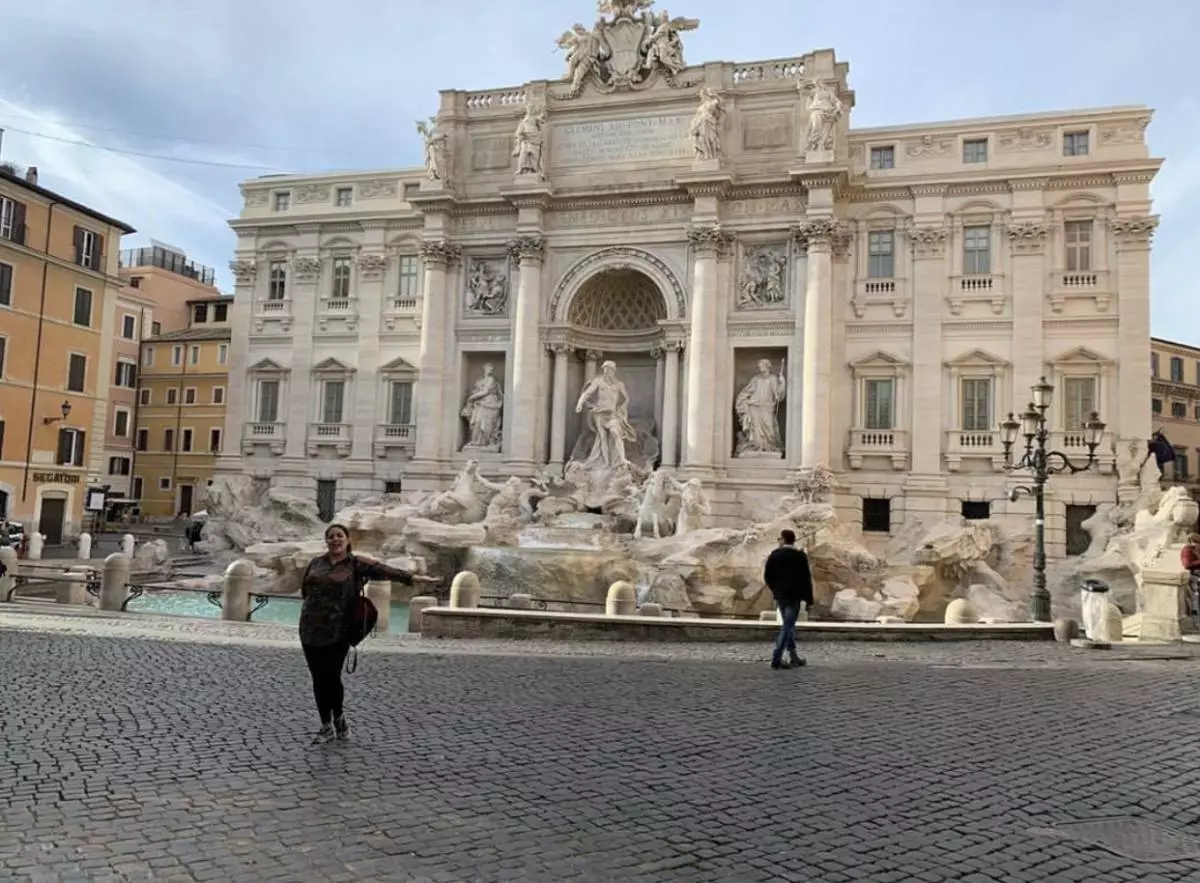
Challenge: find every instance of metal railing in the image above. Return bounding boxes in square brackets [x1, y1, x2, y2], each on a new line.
[119, 246, 216, 285]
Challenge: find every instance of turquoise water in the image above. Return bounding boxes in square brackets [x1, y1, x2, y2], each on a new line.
[129, 591, 412, 633]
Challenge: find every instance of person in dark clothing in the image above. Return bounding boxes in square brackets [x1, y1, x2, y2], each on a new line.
[762, 529, 814, 670]
[299, 523, 438, 744]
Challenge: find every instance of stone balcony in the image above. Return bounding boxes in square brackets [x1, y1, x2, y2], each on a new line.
[306, 423, 352, 457]
[241, 421, 284, 455]
[383, 295, 420, 331]
[372, 423, 416, 458]
[253, 298, 293, 333]
[947, 274, 1006, 316]
[846, 428, 909, 471]
[944, 430, 1007, 473]
[316, 295, 359, 333]
[850, 277, 908, 319]
[1048, 269, 1111, 313]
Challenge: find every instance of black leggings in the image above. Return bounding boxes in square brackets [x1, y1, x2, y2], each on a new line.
[301, 641, 350, 724]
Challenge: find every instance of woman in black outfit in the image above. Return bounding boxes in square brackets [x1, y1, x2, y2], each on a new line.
[299, 523, 438, 743]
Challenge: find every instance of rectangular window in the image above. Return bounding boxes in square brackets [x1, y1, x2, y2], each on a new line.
[0, 336, 6, 376]
[335, 187, 353, 207]
[131, 476, 143, 499]
[181, 429, 193, 452]
[193, 303, 207, 324]
[166, 388, 178, 405]
[74, 226, 102, 270]
[108, 456, 131, 476]
[1151, 352, 1159, 377]
[962, 226, 991, 275]
[867, 231, 894, 278]
[268, 261, 287, 300]
[1176, 449, 1190, 481]
[862, 498, 891, 533]
[1172, 402, 1186, 418]
[1063, 131, 1089, 157]
[322, 380, 345, 424]
[273, 191, 290, 211]
[397, 256, 420, 297]
[138, 388, 150, 406]
[113, 409, 130, 437]
[209, 428, 222, 452]
[73, 287, 93, 326]
[257, 380, 280, 423]
[189, 345, 200, 366]
[862, 379, 894, 430]
[0, 261, 11, 306]
[1170, 356, 1184, 382]
[56, 428, 85, 467]
[158, 477, 171, 491]
[1152, 398, 1162, 414]
[163, 428, 174, 451]
[67, 353, 87, 392]
[1064, 220, 1092, 272]
[213, 303, 228, 322]
[869, 146, 894, 170]
[960, 378, 992, 431]
[143, 346, 154, 367]
[962, 139, 988, 164]
[114, 361, 136, 388]
[171, 345, 182, 367]
[389, 381, 413, 425]
[151, 321, 161, 335]
[0, 419, 4, 461]
[1062, 377, 1097, 429]
[212, 386, 226, 404]
[135, 428, 148, 451]
[1196, 361, 1200, 385]
[184, 387, 197, 405]
[121, 314, 136, 339]
[961, 501, 991, 520]
[0, 195, 26, 243]
[384, 481, 404, 495]
[331, 257, 352, 299]
[218, 344, 228, 365]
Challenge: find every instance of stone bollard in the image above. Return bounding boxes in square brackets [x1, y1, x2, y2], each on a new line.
[507, 593, 534, 609]
[365, 579, 391, 634]
[1053, 618, 1080, 643]
[944, 599, 976, 625]
[99, 553, 132, 611]
[55, 572, 89, 606]
[605, 580, 636, 616]
[408, 596, 438, 633]
[759, 609, 782, 623]
[120, 534, 135, 557]
[449, 571, 481, 609]
[78, 532, 92, 560]
[221, 559, 255, 622]
[638, 602, 662, 617]
[0, 547, 18, 601]
[28, 533, 44, 561]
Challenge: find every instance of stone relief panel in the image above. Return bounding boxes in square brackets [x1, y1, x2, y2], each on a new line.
[997, 127, 1052, 152]
[736, 244, 789, 310]
[731, 347, 788, 459]
[905, 135, 953, 159]
[294, 184, 331, 205]
[471, 136, 512, 172]
[464, 257, 511, 317]
[741, 113, 793, 152]
[460, 354, 506, 453]
[1100, 117, 1150, 145]
[359, 178, 399, 200]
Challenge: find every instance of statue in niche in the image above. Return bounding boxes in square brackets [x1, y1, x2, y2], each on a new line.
[689, 87, 724, 161]
[460, 363, 504, 452]
[738, 246, 788, 308]
[574, 360, 637, 468]
[734, 358, 787, 456]
[465, 260, 509, 315]
[513, 103, 547, 177]
[800, 79, 843, 152]
[416, 117, 448, 182]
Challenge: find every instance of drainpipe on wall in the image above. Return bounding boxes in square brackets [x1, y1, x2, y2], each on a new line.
[170, 346, 188, 516]
[21, 202, 58, 505]
[127, 305, 149, 503]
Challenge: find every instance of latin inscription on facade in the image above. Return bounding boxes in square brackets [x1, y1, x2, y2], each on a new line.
[551, 115, 691, 167]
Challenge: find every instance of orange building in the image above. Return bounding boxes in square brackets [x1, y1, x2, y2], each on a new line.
[0, 163, 135, 544]
[134, 297, 232, 517]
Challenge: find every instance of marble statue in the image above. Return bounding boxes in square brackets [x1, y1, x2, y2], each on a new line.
[574, 360, 637, 468]
[465, 259, 509, 315]
[416, 117, 448, 182]
[689, 88, 724, 160]
[416, 459, 505, 525]
[674, 478, 710, 536]
[460, 364, 504, 452]
[598, 0, 653, 15]
[801, 79, 843, 152]
[645, 10, 697, 77]
[738, 245, 788, 308]
[513, 103, 547, 177]
[633, 469, 673, 540]
[734, 359, 787, 456]
[556, 23, 605, 96]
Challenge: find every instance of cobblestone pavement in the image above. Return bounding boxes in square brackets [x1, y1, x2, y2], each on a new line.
[6, 614, 1200, 881]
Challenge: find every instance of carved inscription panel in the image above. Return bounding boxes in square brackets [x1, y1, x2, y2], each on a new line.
[471, 136, 511, 171]
[551, 115, 691, 167]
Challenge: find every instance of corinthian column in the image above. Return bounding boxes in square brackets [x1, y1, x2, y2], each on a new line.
[684, 225, 732, 472]
[794, 219, 847, 469]
[547, 343, 573, 473]
[661, 340, 683, 467]
[506, 236, 546, 471]
[413, 240, 460, 463]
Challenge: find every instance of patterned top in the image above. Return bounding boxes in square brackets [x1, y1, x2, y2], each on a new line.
[298, 555, 413, 647]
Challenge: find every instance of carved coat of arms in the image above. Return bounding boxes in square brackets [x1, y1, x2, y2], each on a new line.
[555, 0, 699, 98]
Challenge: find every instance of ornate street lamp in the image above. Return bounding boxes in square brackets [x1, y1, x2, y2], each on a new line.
[1000, 375, 1106, 623]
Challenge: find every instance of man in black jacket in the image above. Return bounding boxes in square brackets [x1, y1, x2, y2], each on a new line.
[763, 529, 814, 669]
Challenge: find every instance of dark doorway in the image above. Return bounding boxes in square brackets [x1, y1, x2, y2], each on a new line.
[316, 480, 337, 522]
[0, 489, 8, 519]
[38, 498, 66, 545]
[1065, 504, 1097, 556]
[178, 484, 194, 517]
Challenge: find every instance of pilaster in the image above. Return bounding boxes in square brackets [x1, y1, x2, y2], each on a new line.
[221, 251, 258, 476]
[1112, 215, 1157, 443]
[283, 226, 321, 461]
[347, 222, 389, 478]
[1006, 220, 1050, 411]
[906, 222, 950, 499]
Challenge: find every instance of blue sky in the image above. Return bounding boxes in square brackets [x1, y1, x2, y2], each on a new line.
[1, 0, 1195, 342]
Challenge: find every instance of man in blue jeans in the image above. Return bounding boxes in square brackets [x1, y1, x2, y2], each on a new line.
[763, 529, 814, 670]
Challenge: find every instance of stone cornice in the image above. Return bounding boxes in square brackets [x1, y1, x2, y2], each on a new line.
[406, 188, 458, 215]
[1007, 177, 1049, 192]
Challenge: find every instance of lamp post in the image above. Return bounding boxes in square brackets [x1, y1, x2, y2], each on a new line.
[999, 376, 1106, 623]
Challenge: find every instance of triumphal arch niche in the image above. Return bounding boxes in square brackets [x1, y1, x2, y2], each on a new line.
[406, 0, 853, 505]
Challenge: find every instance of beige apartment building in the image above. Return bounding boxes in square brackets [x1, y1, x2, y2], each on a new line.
[1151, 337, 1200, 500]
[104, 244, 220, 508]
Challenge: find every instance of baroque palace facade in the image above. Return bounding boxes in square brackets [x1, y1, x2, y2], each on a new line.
[220, 1, 1160, 552]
